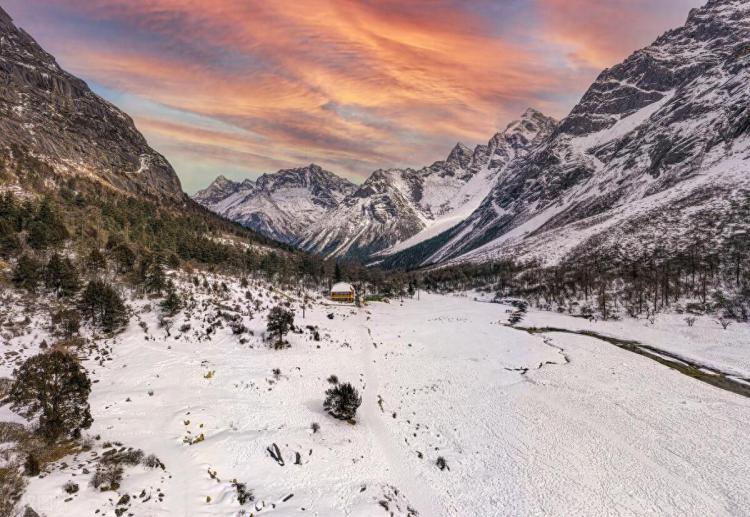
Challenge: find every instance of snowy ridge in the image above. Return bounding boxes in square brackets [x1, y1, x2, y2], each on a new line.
[194, 164, 357, 244]
[198, 0, 749, 270]
[383, 0, 750, 268]
[297, 108, 556, 259]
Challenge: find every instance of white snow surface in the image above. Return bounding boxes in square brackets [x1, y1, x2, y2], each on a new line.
[7, 281, 750, 516]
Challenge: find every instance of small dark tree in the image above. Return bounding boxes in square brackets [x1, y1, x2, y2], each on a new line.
[266, 306, 294, 348]
[79, 280, 128, 332]
[111, 243, 135, 273]
[0, 219, 20, 258]
[23, 453, 40, 476]
[143, 258, 167, 295]
[86, 248, 107, 271]
[323, 382, 362, 421]
[12, 254, 42, 291]
[52, 308, 81, 338]
[334, 262, 343, 282]
[4, 350, 92, 442]
[44, 253, 79, 297]
[160, 282, 182, 316]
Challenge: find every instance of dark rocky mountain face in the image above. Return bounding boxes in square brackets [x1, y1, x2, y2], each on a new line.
[0, 7, 183, 201]
[388, 0, 750, 268]
[194, 164, 357, 244]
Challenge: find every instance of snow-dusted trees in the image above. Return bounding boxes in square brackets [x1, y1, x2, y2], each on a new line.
[323, 382, 362, 422]
[266, 306, 294, 348]
[4, 350, 92, 442]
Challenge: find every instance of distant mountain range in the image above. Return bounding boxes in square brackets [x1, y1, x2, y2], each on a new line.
[196, 108, 557, 259]
[196, 0, 750, 269]
[194, 165, 357, 244]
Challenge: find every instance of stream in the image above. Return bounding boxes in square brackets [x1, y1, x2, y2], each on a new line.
[516, 326, 750, 399]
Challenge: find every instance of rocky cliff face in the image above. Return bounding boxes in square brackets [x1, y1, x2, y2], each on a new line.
[386, 0, 750, 268]
[0, 7, 184, 200]
[194, 164, 357, 244]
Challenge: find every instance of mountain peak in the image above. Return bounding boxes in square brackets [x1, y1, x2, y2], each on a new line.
[521, 107, 544, 119]
[0, 6, 12, 26]
[212, 174, 231, 185]
[505, 108, 556, 133]
[446, 142, 473, 167]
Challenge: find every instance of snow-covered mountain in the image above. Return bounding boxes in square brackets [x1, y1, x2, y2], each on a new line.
[195, 0, 750, 270]
[194, 164, 357, 244]
[297, 108, 556, 258]
[381, 0, 750, 268]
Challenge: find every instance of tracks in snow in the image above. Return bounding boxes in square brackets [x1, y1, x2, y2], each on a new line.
[357, 319, 439, 516]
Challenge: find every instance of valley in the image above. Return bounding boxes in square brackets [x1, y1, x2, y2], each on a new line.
[1, 1, 750, 515]
[6, 279, 748, 516]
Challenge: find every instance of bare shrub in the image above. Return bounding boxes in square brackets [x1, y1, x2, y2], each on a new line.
[90, 464, 123, 491]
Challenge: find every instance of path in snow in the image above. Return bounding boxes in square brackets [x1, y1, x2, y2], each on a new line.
[357, 320, 441, 516]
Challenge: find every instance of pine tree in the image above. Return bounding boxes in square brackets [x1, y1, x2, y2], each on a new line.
[144, 258, 167, 295]
[110, 243, 135, 273]
[0, 219, 20, 258]
[5, 350, 93, 442]
[86, 248, 107, 271]
[334, 262, 342, 282]
[79, 280, 128, 332]
[44, 253, 80, 297]
[12, 254, 42, 291]
[323, 382, 362, 421]
[266, 306, 294, 348]
[160, 281, 182, 316]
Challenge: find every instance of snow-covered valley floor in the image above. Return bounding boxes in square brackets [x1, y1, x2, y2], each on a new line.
[9, 283, 750, 516]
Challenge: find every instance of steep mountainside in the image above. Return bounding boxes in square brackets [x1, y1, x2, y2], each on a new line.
[194, 164, 357, 244]
[383, 0, 750, 268]
[297, 109, 556, 258]
[0, 7, 183, 201]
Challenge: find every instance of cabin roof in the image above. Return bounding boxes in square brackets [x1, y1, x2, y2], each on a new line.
[331, 282, 354, 293]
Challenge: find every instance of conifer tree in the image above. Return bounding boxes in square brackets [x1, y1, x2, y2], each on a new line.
[12, 254, 42, 291]
[160, 281, 182, 316]
[79, 280, 128, 332]
[266, 306, 294, 348]
[5, 350, 92, 442]
[144, 257, 167, 294]
[323, 382, 362, 421]
[44, 253, 80, 297]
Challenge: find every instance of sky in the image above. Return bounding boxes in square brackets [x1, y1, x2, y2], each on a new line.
[4, 0, 703, 193]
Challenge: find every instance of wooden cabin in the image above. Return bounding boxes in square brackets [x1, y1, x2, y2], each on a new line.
[330, 282, 355, 303]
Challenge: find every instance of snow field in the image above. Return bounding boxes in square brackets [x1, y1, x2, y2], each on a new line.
[9, 282, 750, 516]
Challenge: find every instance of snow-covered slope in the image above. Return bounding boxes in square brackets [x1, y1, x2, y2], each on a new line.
[388, 0, 750, 268]
[298, 109, 556, 259]
[194, 164, 357, 244]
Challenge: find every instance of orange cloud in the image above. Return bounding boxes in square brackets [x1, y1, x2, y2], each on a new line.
[536, 0, 703, 69]
[3, 0, 703, 192]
